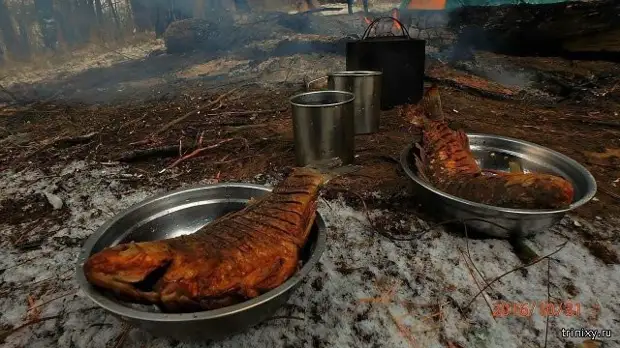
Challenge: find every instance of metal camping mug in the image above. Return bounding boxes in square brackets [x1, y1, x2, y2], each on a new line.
[327, 71, 382, 134]
[290, 90, 355, 166]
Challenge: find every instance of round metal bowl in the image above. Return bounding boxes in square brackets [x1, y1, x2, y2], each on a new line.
[75, 183, 327, 341]
[400, 133, 597, 238]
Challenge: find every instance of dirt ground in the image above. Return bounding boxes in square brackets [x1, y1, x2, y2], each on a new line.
[1, 37, 620, 347]
[1, 53, 619, 221]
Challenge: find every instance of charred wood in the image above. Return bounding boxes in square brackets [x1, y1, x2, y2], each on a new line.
[448, 0, 620, 62]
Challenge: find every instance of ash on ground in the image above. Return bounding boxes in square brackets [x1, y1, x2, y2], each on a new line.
[1, 162, 619, 348]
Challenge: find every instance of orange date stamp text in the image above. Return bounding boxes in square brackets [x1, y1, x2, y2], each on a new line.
[492, 301, 582, 318]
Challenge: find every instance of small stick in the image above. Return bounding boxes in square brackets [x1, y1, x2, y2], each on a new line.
[0, 315, 61, 341]
[388, 309, 418, 348]
[162, 138, 236, 172]
[544, 258, 551, 348]
[464, 241, 568, 309]
[261, 315, 305, 323]
[207, 108, 287, 117]
[154, 88, 240, 136]
[112, 325, 130, 348]
[328, 187, 514, 241]
[458, 248, 496, 321]
[463, 224, 494, 291]
[28, 289, 78, 312]
[599, 186, 620, 201]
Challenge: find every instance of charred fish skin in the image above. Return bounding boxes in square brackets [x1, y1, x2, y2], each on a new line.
[403, 85, 574, 209]
[83, 168, 325, 313]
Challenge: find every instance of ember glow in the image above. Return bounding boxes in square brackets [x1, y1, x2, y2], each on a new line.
[406, 0, 447, 10]
[362, 9, 402, 36]
[391, 8, 402, 32]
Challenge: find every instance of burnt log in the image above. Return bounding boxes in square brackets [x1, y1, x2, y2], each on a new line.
[448, 0, 620, 62]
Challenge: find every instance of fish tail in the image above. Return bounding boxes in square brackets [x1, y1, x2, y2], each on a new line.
[302, 157, 360, 185]
[421, 84, 444, 121]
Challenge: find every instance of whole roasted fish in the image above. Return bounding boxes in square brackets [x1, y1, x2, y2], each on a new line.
[84, 167, 325, 312]
[401, 85, 574, 209]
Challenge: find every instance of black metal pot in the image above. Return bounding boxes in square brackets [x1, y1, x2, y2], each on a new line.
[346, 17, 426, 110]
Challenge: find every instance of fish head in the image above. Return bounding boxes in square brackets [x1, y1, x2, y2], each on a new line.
[83, 241, 173, 303]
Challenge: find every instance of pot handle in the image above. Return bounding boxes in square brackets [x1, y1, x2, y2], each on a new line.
[361, 16, 411, 40]
[305, 75, 328, 91]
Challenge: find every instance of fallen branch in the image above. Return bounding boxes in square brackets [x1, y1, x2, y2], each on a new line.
[161, 137, 247, 172]
[207, 107, 287, 117]
[464, 241, 568, 309]
[52, 132, 99, 148]
[117, 144, 193, 162]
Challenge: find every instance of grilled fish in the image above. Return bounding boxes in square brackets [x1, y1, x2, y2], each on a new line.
[401, 85, 574, 209]
[84, 167, 325, 312]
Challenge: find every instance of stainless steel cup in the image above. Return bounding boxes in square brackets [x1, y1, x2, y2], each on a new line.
[290, 90, 355, 166]
[327, 71, 382, 135]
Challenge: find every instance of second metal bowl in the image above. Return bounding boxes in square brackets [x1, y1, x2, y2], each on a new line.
[400, 133, 597, 238]
[76, 183, 327, 341]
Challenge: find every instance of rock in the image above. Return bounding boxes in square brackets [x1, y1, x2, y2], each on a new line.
[43, 191, 63, 210]
[163, 19, 220, 54]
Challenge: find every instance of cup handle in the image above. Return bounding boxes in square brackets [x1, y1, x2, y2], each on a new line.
[305, 76, 328, 91]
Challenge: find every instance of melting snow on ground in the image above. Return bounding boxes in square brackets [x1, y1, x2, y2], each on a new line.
[1, 161, 618, 348]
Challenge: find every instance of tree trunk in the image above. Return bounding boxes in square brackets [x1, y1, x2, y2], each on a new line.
[16, 16, 31, 59]
[448, 0, 620, 61]
[0, 0, 25, 59]
[34, 0, 57, 50]
[94, 0, 104, 26]
[129, 0, 154, 32]
[54, 2, 74, 47]
[106, 0, 121, 29]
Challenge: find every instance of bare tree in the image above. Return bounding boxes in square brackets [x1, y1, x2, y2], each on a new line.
[0, 0, 24, 59]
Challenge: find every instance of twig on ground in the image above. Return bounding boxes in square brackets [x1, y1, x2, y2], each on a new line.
[329, 186, 514, 241]
[0, 315, 61, 343]
[1, 256, 40, 272]
[544, 258, 552, 348]
[464, 241, 568, 309]
[599, 186, 620, 201]
[458, 248, 495, 321]
[261, 315, 305, 323]
[154, 87, 241, 136]
[161, 137, 247, 172]
[112, 324, 131, 348]
[358, 281, 399, 305]
[207, 107, 287, 117]
[388, 310, 418, 348]
[26, 295, 41, 322]
[52, 132, 99, 148]
[462, 224, 494, 291]
[28, 289, 78, 312]
[117, 142, 210, 162]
